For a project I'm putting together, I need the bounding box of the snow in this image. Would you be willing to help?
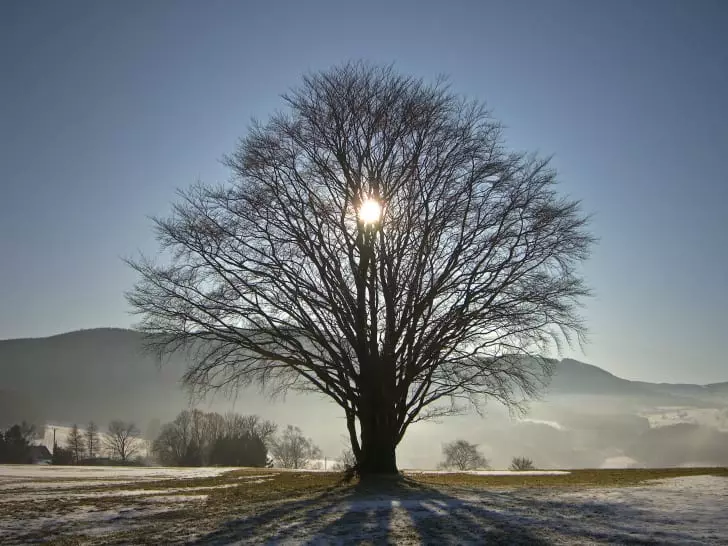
[551,476,728,543]
[215,475,728,545]
[0,464,232,483]
[1,464,727,544]
[0,479,140,490]
[0,483,249,503]
[0,503,191,542]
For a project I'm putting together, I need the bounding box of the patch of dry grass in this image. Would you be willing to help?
[3,467,728,545]
[407,467,728,488]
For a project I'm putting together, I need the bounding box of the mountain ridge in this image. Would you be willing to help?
[1,328,725,429]
[2,328,727,469]
[3,327,722,384]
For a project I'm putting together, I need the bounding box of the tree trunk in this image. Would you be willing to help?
[357,400,399,477]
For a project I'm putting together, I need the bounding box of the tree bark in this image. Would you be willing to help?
[356,365,399,476]
[357,408,398,476]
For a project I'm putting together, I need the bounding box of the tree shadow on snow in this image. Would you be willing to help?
[190,476,708,545]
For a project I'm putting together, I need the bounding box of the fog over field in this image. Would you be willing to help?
[2,329,726,470]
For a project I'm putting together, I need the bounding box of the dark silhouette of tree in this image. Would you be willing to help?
[128,62,593,476]
[66,424,86,464]
[510,456,536,470]
[152,409,275,467]
[52,444,74,465]
[270,425,321,469]
[209,434,268,467]
[0,424,33,463]
[439,439,489,470]
[105,420,141,462]
[222,413,277,447]
[86,421,99,459]
[153,422,188,466]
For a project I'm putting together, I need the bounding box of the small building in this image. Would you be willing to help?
[29,445,52,464]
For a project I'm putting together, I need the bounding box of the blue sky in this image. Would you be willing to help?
[1,0,726,383]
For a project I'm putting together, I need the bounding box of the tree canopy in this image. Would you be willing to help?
[128,62,593,475]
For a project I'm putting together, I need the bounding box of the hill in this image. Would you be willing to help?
[1,328,726,469]
[0,328,343,447]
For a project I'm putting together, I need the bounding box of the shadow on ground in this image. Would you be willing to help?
[190,476,709,545]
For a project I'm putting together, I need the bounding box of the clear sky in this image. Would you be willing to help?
[1,0,726,383]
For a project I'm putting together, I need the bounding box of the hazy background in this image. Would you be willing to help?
[2,329,727,469]
[1,3,726,382]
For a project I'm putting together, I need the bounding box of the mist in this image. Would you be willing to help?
[2,328,726,470]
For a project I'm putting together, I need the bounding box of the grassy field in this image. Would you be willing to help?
[1,466,727,544]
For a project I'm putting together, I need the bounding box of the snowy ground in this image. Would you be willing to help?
[1,465,727,544]
[0,464,231,481]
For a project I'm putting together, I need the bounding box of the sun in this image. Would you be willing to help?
[358,198,382,225]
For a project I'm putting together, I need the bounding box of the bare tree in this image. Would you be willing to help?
[86,421,99,459]
[439,440,489,471]
[510,456,536,470]
[152,409,276,466]
[333,448,357,471]
[127,62,593,476]
[223,413,277,446]
[152,411,201,467]
[105,420,141,462]
[66,424,86,464]
[270,425,321,469]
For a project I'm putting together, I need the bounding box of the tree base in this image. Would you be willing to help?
[342,463,401,483]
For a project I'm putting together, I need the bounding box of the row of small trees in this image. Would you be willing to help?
[439,440,536,471]
[54,420,142,464]
[0,420,143,465]
[152,409,276,467]
[151,410,323,469]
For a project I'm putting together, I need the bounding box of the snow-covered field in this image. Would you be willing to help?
[0,464,231,481]
[1,464,727,544]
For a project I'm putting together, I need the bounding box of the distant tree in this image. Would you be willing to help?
[66,424,86,464]
[333,448,357,472]
[509,456,536,470]
[86,421,99,459]
[182,440,203,467]
[439,440,489,471]
[0,424,33,464]
[223,413,277,447]
[105,420,141,462]
[187,409,213,465]
[52,444,74,465]
[270,425,322,469]
[152,422,187,466]
[209,434,268,467]
[151,410,203,466]
[152,409,275,467]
